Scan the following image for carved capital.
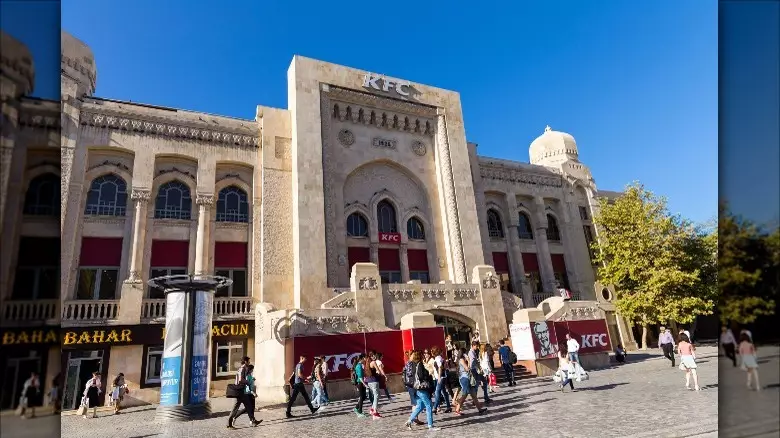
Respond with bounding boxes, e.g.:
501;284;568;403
125;271;143;284
196;193;215;206
131;189;151;203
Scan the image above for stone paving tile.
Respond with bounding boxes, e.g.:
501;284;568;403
57;347;721;438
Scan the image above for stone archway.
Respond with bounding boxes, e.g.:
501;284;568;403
429;310;477;352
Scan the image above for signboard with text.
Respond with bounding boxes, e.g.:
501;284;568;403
159;292;185;406
553;319;612;354
58;321;254;348
378;232;401;244
189;291;213;404
508;323;536;361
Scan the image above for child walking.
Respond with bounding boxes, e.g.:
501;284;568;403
738;332;761;391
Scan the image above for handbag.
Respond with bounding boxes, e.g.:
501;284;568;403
468;370;477;388
552;370;563;383
225;383;246;398
488;373;497;387
77;396;88;416
413;363;431;390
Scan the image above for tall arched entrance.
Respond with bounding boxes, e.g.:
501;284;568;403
434;314;474;352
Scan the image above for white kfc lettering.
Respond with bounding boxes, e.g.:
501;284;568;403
324;352;361;373
580;334;608;348
363;74;412;98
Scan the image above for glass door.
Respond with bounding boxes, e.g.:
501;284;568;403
62;351;102;410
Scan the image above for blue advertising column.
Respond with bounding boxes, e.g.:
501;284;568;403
150;275;227;422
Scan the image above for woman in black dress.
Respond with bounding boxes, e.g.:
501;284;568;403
82;372;102;419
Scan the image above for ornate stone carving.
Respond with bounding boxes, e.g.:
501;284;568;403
18;113;60;130
358;277;378;290
87;160;130;173
372;137;396;149
157;167;196;181
125;271;143;284
328;86;437;118
452;288;479;301
479;164;563;188
338;129;355;147
422;289;447;301
387;289;416;302
334;298;355;309
195;194;214;206
438;257;445;268
411;140;427;156
436;114;467;283
338;254;347;266
131;189;151;203
79;111;259;147
482;272;499;289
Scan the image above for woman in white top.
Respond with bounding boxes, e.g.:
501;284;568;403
111;373;128;414
374;353;394;400
82;372;102;419
479;344;497;392
557;344;575;392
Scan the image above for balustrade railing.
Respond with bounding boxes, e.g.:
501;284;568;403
384;283;480;304
1;300;59;325
213;297;253;318
62;300;119;323
141;299;167;320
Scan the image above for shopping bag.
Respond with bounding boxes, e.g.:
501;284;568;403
678;362;686;371
77;397;88;416
488;373;497;387
552;370;562;383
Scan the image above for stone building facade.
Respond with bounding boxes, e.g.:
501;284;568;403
0;31;633;409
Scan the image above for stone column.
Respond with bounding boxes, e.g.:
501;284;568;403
194;194;214;276
505;194;531;306
556;199;581;296
126;189;151;283
435;114;467;283
400;243;410;283
532;196;557;294
369;242;379;266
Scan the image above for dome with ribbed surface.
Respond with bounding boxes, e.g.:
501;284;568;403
529;125;579;166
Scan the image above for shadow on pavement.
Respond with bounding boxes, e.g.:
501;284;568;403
576;382;629;391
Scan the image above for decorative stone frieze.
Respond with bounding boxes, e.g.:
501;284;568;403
79;111;259;147
195;193;214;206
479;164;563;188
481;271;499;289
411;140;427;156
88;160;130;173
18;113;60;130
328;85;438;119
337;129;355;147
358;277;378;290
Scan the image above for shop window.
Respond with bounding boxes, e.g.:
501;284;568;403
518;212;534;240
346;213;369;237
380;271;402;284
377;200;398;233
487;209;504;239
154;180;192;220
84;173;128;217
23;173;60;216
216;186;249;223
214;269;247;297
144;346;164;385
76;268;119;300
546;214;561;241
407;217;425;240
215;340;246;377
409;271;429;283
148;268;187;298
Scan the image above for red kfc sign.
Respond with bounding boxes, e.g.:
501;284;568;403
378;232;401;244
554;319;612;354
288;330;405;381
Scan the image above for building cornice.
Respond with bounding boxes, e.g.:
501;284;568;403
478;161;563;188
79;108;260;148
326;85;438;119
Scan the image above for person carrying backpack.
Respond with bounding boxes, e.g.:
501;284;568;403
498;339;516;386
402;351;424;425
404;351;439;431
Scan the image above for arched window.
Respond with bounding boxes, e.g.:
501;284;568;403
346;213;369;237
23;173;60;216
546;214;561;241
84;173;128;216
377;200;397;233
154;180;192;220
518;212;534;240
407;217;425;240
487;209;504;238
216;186;249;223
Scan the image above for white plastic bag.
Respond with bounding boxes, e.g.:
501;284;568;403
552;370;562;383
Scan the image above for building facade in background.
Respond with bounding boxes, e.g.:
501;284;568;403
0;31;630;409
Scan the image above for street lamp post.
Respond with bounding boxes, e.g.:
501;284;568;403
147;274;232;422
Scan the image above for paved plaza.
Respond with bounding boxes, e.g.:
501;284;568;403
41;347;728;438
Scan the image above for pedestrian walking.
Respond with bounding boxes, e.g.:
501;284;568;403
81;372;101;419
228;365;262;428
479;344;498;393
319;355;330;401
352;354;369;418
403;351;438;431
445;335;456;362
720;326;738;367
227;356;253;429
557;343;575;392
110;373;129;414
366;353;383;418
452;348;487;417
310;357;329;408
679;328;692;344
18;372;40;419
49;373;61;414
658;326;676;367
285;355;319;419
431;346;451;414
738;332;761;391
402;351;424;425
497;339;516;386
566;333;581;365
467;341;491;404
677;333;701;391
374;353;394;400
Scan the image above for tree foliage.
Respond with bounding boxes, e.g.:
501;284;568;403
718;204;777;324
590;182;716;327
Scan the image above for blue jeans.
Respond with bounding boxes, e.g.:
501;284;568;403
433;378;451;410
471;369;490;401
311;381;328;407
408;389;433;428
568;352;580;364
406;386;417;406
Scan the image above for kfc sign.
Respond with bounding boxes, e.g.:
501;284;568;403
363;74;412;97
378;232;401;244
323;352;362;373
554;319;612;354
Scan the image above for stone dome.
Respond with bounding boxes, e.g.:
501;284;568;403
0;31;34;96
529;125;579;166
61;31;97;96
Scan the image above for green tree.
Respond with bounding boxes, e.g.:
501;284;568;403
591;183;716;348
718;205;777;324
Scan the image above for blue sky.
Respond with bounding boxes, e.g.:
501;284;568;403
7;1;736;225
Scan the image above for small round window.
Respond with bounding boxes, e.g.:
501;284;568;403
601;288;612;301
